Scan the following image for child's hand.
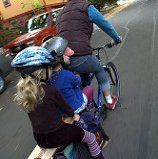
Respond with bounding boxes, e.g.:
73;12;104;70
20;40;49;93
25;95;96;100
75;73;80;76
73;71;80;76
73;113;80;122
63;55;70;65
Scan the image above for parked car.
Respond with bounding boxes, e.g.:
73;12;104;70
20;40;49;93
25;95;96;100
2;7;63;56
0;48;13;94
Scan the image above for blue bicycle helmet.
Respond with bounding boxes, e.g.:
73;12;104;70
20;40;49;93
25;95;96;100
11;46;55;82
11;46;54;69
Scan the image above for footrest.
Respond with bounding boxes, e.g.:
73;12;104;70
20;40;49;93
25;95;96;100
28;145;57;159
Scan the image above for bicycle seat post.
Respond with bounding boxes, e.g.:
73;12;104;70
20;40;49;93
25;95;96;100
96;48;100;60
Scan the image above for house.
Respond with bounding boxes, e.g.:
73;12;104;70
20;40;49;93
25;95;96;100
0;0;67;28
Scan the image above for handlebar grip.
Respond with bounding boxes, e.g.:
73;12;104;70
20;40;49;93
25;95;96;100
106;43;113;48
107;36;122;48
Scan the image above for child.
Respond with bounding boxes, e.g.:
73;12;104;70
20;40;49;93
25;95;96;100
11;45;104;159
42;36;94;113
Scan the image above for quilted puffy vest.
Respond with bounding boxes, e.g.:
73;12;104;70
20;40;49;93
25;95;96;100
56;0;93;56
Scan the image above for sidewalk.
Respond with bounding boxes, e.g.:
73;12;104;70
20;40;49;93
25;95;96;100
102;0;134;18
117;0;133;5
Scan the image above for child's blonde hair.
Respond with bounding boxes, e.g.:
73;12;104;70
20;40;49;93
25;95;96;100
14;69;45;113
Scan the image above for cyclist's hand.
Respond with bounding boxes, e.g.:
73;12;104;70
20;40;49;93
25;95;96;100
117;36;122;44
114;36;122;45
73;113;80;121
75;72;80;76
108;36;122;48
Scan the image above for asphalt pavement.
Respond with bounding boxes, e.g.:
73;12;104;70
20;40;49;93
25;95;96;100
0;0;158;158
94;0;158;159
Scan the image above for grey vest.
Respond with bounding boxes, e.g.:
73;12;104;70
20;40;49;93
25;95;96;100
56;0;93;56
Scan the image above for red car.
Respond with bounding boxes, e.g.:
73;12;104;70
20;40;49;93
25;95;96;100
3;7;63;56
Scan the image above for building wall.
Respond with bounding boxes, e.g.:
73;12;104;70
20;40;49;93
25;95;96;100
0;0;66;20
45;0;67;5
0;0;42;20
0;0;66;27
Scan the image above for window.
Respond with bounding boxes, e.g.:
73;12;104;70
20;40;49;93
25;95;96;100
2;0;11;7
28;13;49;31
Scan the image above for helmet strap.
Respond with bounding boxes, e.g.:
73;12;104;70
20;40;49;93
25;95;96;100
45;66;49;83
39;67;49;84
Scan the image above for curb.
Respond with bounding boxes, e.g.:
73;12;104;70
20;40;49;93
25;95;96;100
102;0;134;18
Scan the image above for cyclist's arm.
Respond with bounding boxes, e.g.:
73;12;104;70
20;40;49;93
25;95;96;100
88;5;120;43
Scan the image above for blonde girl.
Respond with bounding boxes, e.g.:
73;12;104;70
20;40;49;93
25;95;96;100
12;40;104;159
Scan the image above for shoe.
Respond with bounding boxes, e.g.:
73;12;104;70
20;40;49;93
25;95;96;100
106;95;118;110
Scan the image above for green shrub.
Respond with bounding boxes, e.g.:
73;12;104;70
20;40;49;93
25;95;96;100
89;0;117;10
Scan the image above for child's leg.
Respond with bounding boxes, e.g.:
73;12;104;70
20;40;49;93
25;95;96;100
82;85;94;103
60;123;103;158
82;130;104;158
74;93;88;113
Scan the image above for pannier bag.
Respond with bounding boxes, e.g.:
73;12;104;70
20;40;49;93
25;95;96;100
75;111;100;133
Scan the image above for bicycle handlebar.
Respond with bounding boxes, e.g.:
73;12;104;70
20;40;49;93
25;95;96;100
93;36;122;51
92;42;113;51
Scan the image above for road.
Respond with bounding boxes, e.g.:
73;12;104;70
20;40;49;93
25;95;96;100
0;0;158;158
98;0;158;159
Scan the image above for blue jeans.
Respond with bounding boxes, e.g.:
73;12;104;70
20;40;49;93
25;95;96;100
67;54;110;91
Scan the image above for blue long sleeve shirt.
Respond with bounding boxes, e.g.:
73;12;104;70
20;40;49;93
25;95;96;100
48;68;84;111
88;5;120;42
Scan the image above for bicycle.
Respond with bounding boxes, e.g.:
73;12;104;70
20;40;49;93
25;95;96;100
80;42;120;121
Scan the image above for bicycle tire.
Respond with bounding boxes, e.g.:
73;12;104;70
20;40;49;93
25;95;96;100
100;104;107;121
95;125;110;150
105;62;120;99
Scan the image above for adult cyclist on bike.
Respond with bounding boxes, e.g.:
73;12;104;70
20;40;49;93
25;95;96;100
56;0;122;110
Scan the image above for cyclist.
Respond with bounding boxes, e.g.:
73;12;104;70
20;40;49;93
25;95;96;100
56;0;122;110
11;46;104;159
42;36;94;113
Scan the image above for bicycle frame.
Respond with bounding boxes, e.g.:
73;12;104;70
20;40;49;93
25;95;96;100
85;45;109;110
82;42;120;116
86;73;102;110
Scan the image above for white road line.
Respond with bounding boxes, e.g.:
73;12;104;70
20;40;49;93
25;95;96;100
14;144;20;151
111;0;146;61
150;10;157;58
111;27;129;61
0;107;4;111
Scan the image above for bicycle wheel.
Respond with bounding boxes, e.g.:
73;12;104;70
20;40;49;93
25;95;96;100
95;125;110;150
100;104;107;121
105;62;120;99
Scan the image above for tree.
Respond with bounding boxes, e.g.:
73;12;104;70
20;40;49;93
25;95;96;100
21;0;44;15
0;12;3;29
